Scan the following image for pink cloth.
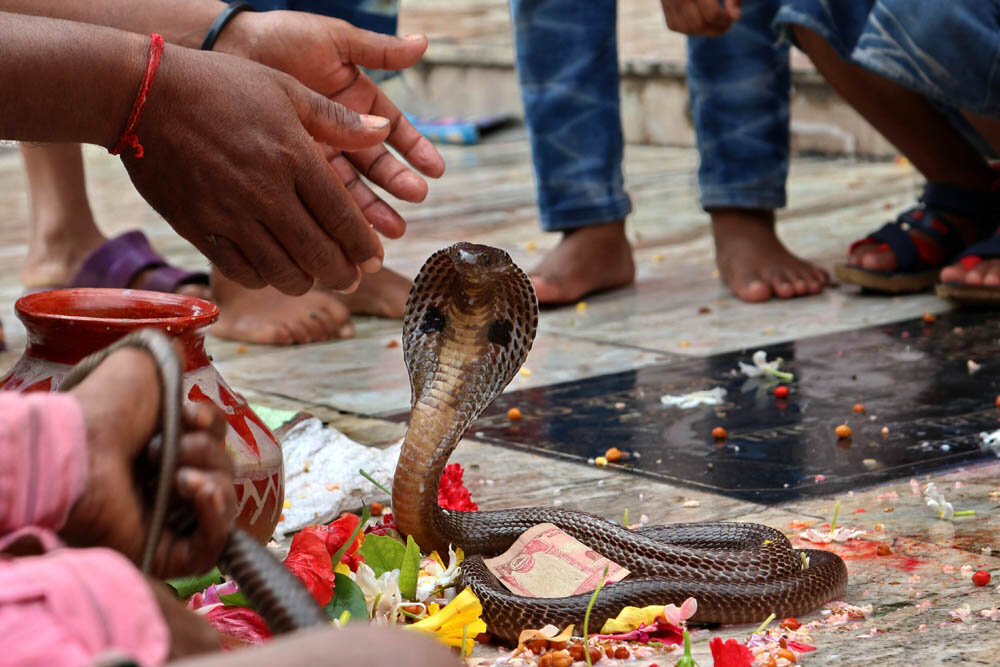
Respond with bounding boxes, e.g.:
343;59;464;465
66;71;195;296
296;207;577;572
0;393;169;666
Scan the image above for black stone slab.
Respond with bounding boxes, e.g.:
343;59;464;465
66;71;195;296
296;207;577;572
393;310;1000;504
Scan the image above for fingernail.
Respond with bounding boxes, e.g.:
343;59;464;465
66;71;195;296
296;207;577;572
338;275;361;295
403;33;425;41
360;256;382;273
361;114;390;130
338;323;355;339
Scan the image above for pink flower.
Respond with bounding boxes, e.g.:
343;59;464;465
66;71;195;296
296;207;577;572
662;597;698;626
203;606;272;648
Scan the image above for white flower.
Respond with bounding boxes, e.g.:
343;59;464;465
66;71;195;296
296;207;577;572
354;562;404;623
924;482;955;520
659;387;726;408
798;526;865;543
415;545;462;601
737;350;793;381
980;429;1000;457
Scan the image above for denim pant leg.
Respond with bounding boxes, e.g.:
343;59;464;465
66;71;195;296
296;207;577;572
688;0;791;211
245;0;398;35
510;0;632;232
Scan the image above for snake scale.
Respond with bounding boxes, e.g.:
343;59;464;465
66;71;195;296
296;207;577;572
394;242;849;641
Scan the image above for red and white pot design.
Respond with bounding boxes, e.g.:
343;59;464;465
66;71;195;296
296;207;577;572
0;288;283;542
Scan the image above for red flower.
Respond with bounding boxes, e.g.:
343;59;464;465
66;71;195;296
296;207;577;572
438;463;478;511
203;606;272;649
297;513;367;572
283;529;336;606
365;511;397;537
709;637;753;667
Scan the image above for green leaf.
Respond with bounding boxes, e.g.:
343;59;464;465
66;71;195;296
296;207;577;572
329;505;371;567
166;567;223;598
325;573;368;623
219;591;252;608
358;534;406;577
398;534;421;600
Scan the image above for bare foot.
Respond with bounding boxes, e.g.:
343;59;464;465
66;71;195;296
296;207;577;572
21;219;106;289
940;255;1000;286
211;269;355;345
530;220;635;305
331;267;411;319
712;208;829;302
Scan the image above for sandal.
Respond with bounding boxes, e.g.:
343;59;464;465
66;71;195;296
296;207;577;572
70;230;208;293
834;182;1000;293
936;235;1000;304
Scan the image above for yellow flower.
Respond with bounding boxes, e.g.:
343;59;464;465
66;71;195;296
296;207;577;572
406;587;486;656
601;605;665;634
333;562;351;576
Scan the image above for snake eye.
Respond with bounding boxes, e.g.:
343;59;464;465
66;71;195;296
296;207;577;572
488;319;513;347
420;305;446;334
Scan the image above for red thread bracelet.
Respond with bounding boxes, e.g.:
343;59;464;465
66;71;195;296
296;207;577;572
110;33;165;158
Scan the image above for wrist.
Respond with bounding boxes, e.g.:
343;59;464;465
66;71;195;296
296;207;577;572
211;8;260;60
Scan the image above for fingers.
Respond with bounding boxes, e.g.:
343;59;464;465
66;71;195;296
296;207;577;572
181;403;228;443
286;77;391;151
196;234;267;290
330;22;429;71
295;148;382;285
327;151;407;238
364;85;446;179
227;221;315;296
663;0;737;35
345;144;430;203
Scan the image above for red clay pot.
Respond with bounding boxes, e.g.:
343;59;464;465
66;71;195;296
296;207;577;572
0;288;283;542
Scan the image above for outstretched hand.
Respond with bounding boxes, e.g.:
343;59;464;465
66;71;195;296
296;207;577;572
124;46;393;294
661;0;741;36
218;11;446;239
62;346;237;578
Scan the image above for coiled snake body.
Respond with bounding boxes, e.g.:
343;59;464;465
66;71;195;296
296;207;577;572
394;243;848;641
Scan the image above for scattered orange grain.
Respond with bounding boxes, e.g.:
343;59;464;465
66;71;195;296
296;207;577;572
853;403;865;413
921;312;937;324
712;426;727;440
835;424;853;438
507;407;523;420
605;447;622;462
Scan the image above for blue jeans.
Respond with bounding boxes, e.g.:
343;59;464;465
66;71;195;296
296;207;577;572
688;0;790;211
775;0;1000;120
511;0;788;227
510;0;632;232
245;0;398;35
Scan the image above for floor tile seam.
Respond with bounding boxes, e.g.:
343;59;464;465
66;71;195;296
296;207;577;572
533;327;687;359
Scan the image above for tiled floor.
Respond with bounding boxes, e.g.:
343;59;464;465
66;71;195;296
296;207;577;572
2;137;998;665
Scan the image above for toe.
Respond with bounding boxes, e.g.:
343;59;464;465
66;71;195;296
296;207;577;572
530;275;571;306
771;272;797;299
736;279;773;302
939;262;967;283
983;261;1000;286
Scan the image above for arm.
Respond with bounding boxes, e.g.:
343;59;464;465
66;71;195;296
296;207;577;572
0;394;88;536
1;11;392;292
0;0;445;239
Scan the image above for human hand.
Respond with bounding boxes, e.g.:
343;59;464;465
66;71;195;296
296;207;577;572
661;0;741;36
123;46;394;294
216;11;446;239
61;346;237;578
147;577;223;659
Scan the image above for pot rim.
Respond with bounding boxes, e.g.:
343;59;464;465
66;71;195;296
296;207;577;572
16;287;219;331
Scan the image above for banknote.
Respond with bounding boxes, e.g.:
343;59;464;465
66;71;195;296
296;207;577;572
483;523;630;598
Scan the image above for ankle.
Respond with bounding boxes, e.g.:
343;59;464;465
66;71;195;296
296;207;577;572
709;208;775;227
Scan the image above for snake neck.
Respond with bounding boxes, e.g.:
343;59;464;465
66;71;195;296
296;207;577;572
392;400;467;554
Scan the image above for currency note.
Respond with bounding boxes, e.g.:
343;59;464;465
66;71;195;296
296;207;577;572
483;523;630;598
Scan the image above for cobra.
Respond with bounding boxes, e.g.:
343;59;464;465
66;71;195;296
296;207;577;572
393;242;848;641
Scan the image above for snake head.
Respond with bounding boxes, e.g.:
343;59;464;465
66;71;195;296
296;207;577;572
403;243;538;419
